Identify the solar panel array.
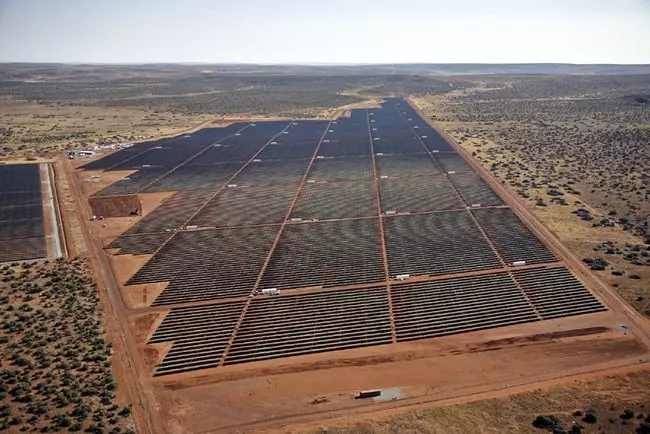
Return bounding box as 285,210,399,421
87,98,606,375
0,164,47,262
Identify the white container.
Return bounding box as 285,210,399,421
316,156,325,159
260,288,280,295
396,274,411,280
471,203,482,208
512,260,527,266
306,180,316,184
227,184,237,188
185,225,198,231
290,218,303,222
385,210,397,215
253,159,262,162
380,175,389,179
448,171,456,174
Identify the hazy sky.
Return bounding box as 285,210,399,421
1,0,649,64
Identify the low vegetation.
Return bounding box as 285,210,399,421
0,258,133,433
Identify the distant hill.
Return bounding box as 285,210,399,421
1,62,650,80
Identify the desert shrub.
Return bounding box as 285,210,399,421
621,409,635,419
533,414,563,430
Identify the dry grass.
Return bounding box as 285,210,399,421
311,370,650,433
0,102,215,155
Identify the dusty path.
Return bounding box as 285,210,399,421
60,156,162,433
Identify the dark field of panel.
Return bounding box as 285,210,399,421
449,173,504,206
225,287,392,365
376,154,440,177
373,138,426,155
189,184,298,228
307,157,373,181
258,142,319,160
472,208,557,265
392,273,538,342
0,220,45,240
106,232,173,255
259,219,384,290
0,164,47,262
384,212,501,277
80,148,152,171
317,137,371,157
231,159,311,185
188,142,260,164
417,130,455,152
513,268,606,319
80,124,245,171
149,301,245,376
0,238,47,262
123,190,210,235
0,190,42,207
379,176,464,213
129,227,278,305
0,164,41,192
0,204,43,221
141,163,241,193
126,97,615,375
433,153,473,173
291,181,376,220
93,167,168,197
110,141,208,171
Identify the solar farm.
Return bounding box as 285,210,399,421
0,163,51,262
82,98,609,378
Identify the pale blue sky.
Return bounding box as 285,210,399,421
1,0,649,64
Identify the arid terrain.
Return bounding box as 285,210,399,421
1,65,649,434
